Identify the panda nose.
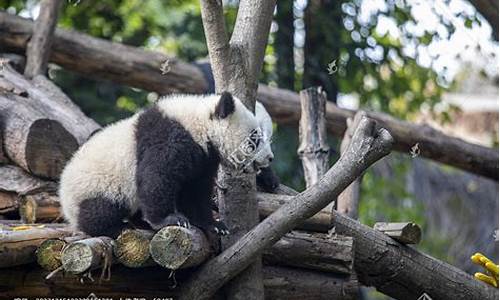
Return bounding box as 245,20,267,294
268,154,274,163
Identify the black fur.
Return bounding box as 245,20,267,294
213,92,235,119
78,196,130,238
135,107,220,232
256,166,280,193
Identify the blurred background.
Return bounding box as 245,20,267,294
1,0,497,298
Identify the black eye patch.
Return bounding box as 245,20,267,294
249,129,262,148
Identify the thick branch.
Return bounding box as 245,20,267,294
229,0,277,106
199,0,231,92
24,0,62,78
179,116,393,300
336,112,363,218
0,12,496,179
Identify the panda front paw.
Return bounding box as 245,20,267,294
152,213,190,230
213,219,230,236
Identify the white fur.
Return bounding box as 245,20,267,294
59,94,261,228
254,101,274,169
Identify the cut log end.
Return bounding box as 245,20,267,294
26,119,78,179
150,226,211,270
114,229,154,268
373,222,422,244
36,238,66,271
61,237,113,274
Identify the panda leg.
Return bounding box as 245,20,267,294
77,197,130,238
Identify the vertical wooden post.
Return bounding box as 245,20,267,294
298,87,331,211
336,113,364,219
24,0,62,79
298,87,330,187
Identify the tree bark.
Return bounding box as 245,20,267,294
24,0,62,78
0,192,19,215
0,225,76,268
0,65,100,179
257,192,331,232
200,1,277,298
0,265,358,300
0,165,56,195
0,12,496,180
298,87,330,188
148,225,354,275
179,115,393,300
336,113,363,219
256,194,498,300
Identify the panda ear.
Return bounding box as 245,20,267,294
214,92,235,119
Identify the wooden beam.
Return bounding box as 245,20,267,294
373,222,422,244
0,12,496,180
0,265,359,300
24,0,62,78
298,87,330,188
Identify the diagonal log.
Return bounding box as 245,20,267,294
179,115,394,299
0,12,496,180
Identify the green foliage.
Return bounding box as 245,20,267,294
359,158,425,227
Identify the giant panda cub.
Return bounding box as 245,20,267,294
59,92,275,238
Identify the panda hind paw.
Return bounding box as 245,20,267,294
160,213,191,229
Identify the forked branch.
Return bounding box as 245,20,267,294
178,115,394,300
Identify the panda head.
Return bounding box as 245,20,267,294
208,92,272,174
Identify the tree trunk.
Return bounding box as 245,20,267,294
24,0,62,78
0,192,19,215
1,12,496,179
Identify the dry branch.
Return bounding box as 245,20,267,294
0,265,358,300
0,191,19,214
24,0,62,78
179,115,393,300
0,12,495,179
